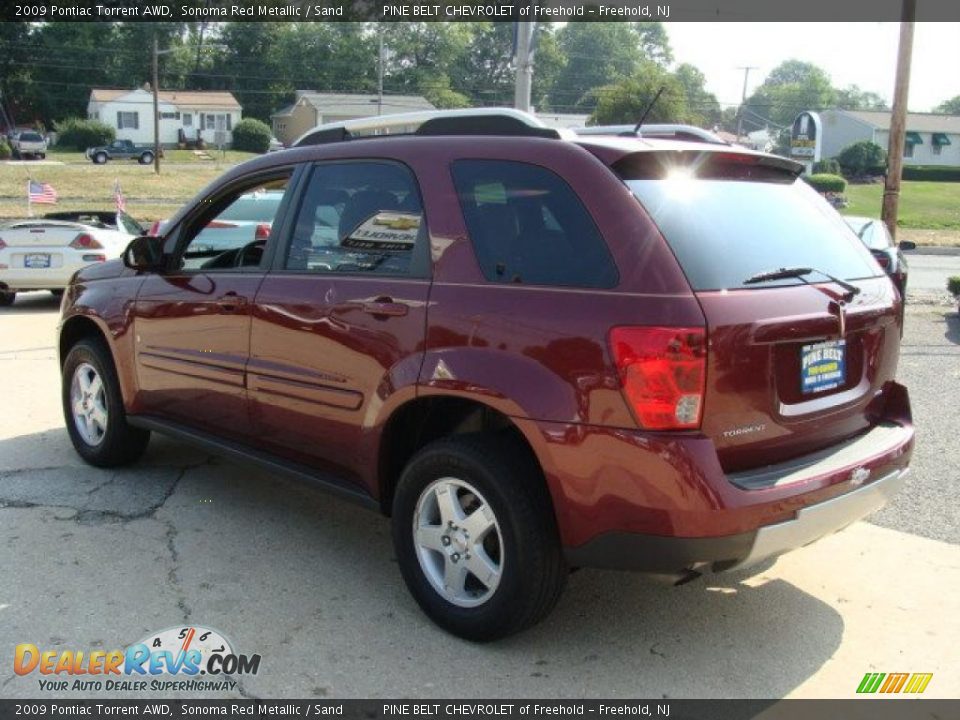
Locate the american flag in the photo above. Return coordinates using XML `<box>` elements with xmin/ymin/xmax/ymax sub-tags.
<box><xmin>27</xmin><ymin>180</ymin><xmax>57</xmax><ymax>205</ymax></box>
<box><xmin>114</xmin><ymin>178</ymin><xmax>126</xmax><ymax>213</ymax></box>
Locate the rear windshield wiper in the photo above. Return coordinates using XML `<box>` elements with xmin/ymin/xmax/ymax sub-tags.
<box><xmin>743</xmin><ymin>266</ymin><xmax>861</xmax><ymax>301</ymax></box>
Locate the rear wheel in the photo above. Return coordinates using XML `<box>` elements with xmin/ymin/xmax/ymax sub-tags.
<box><xmin>392</xmin><ymin>434</ymin><xmax>566</xmax><ymax>641</ymax></box>
<box><xmin>50</xmin><ymin>289</ymin><xmax>64</xmax><ymax>299</ymax></box>
<box><xmin>139</xmin><ymin>152</ymin><xmax>154</xmax><ymax>165</ymax></box>
<box><xmin>62</xmin><ymin>338</ymin><xmax>150</xmax><ymax>467</ymax></box>
<box><xmin>0</xmin><ymin>291</ymin><xmax>15</xmax><ymax>307</ymax></box>
<box><xmin>93</xmin><ymin>152</ymin><xmax>107</xmax><ymax>165</ymax></box>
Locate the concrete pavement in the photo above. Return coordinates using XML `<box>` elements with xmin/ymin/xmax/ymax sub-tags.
<box><xmin>1</xmin><ymin>292</ymin><xmax>958</xmax><ymax>700</ymax></box>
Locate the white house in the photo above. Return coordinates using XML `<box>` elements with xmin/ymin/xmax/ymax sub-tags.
<box><xmin>820</xmin><ymin>109</ymin><xmax>960</xmax><ymax>166</ymax></box>
<box><xmin>87</xmin><ymin>87</ymin><xmax>242</xmax><ymax>147</ymax></box>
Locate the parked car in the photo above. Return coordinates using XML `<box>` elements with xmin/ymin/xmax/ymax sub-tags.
<box><xmin>148</xmin><ymin>189</ymin><xmax>284</xmax><ymax>256</ymax></box>
<box><xmin>85</xmin><ymin>139</ymin><xmax>161</xmax><ymax>165</ymax></box>
<box><xmin>58</xmin><ymin>110</ymin><xmax>913</xmax><ymax>641</ymax></box>
<box><xmin>12</xmin><ymin>131</ymin><xmax>47</xmax><ymax>159</ymax></box>
<box><xmin>842</xmin><ymin>216</ymin><xmax>914</xmax><ymax>299</ymax></box>
<box><xmin>0</xmin><ymin>211</ymin><xmax>140</xmax><ymax>305</ymax></box>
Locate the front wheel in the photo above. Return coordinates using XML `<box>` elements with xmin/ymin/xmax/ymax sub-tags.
<box><xmin>93</xmin><ymin>152</ymin><xmax>107</xmax><ymax>165</ymax></box>
<box><xmin>392</xmin><ymin>434</ymin><xmax>566</xmax><ymax>642</ymax></box>
<box><xmin>62</xmin><ymin>338</ymin><xmax>150</xmax><ymax>467</ymax></box>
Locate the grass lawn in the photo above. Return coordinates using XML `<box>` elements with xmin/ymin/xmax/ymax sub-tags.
<box><xmin>0</xmin><ymin>162</ymin><xmax>236</xmax><ymax>222</ymax></box>
<box><xmin>843</xmin><ymin>181</ymin><xmax>960</xmax><ymax>230</ymax></box>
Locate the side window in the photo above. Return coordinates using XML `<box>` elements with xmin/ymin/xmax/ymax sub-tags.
<box><xmin>451</xmin><ymin>160</ymin><xmax>618</xmax><ymax>288</ymax></box>
<box><xmin>179</xmin><ymin>174</ymin><xmax>291</xmax><ymax>271</ymax></box>
<box><xmin>285</xmin><ymin>161</ymin><xmax>425</xmax><ymax>276</ymax></box>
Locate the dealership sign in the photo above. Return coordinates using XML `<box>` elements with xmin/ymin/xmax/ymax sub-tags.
<box><xmin>790</xmin><ymin>111</ymin><xmax>822</xmax><ymax>161</ymax></box>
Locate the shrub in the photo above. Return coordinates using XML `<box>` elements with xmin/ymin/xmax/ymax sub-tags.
<box><xmin>0</xmin><ymin>138</ymin><xmax>10</xmax><ymax>160</ymax></box>
<box><xmin>902</xmin><ymin>165</ymin><xmax>960</xmax><ymax>182</ymax></box>
<box><xmin>804</xmin><ymin>173</ymin><xmax>847</xmax><ymax>194</ymax></box>
<box><xmin>230</xmin><ymin>118</ymin><xmax>272</xmax><ymax>153</ymax></box>
<box><xmin>837</xmin><ymin>140</ymin><xmax>887</xmax><ymax>177</ymax></box>
<box><xmin>813</xmin><ymin>158</ymin><xmax>841</xmax><ymax>175</ymax></box>
<box><xmin>948</xmin><ymin>276</ymin><xmax>960</xmax><ymax>297</ymax></box>
<box><xmin>54</xmin><ymin>117</ymin><xmax>115</xmax><ymax>150</ymax></box>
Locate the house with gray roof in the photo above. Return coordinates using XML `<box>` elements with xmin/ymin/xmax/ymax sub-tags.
<box><xmin>820</xmin><ymin>109</ymin><xmax>960</xmax><ymax>166</ymax></box>
<box><xmin>271</xmin><ymin>91</ymin><xmax>436</xmax><ymax>146</ymax></box>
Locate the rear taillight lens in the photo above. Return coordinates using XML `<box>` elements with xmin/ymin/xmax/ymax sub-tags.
<box><xmin>871</xmin><ymin>250</ymin><xmax>891</xmax><ymax>270</ymax></box>
<box><xmin>255</xmin><ymin>223</ymin><xmax>271</xmax><ymax>240</ymax></box>
<box><xmin>609</xmin><ymin>326</ymin><xmax>707</xmax><ymax>430</ymax></box>
<box><xmin>70</xmin><ymin>233</ymin><xmax>103</xmax><ymax>250</ymax></box>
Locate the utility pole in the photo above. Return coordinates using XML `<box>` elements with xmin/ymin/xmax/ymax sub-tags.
<box><xmin>377</xmin><ymin>27</ymin><xmax>385</xmax><ymax>116</ymax></box>
<box><xmin>882</xmin><ymin>0</ymin><xmax>916</xmax><ymax>242</ymax></box>
<box><xmin>152</xmin><ymin>36</ymin><xmax>160</xmax><ymax>175</ymax></box>
<box><xmin>514</xmin><ymin>22</ymin><xmax>534</xmax><ymax>113</ymax></box>
<box><xmin>735</xmin><ymin>66</ymin><xmax>758</xmax><ymax>140</ymax></box>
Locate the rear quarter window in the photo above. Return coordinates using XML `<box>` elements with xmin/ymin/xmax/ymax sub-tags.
<box><xmin>451</xmin><ymin>160</ymin><xmax>618</xmax><ymax>289</ymax></box>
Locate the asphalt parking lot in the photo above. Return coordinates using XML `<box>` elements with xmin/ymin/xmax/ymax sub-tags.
<box><xmin>1</xmin><ymin>291</ymin><xmax>958</xmax><ymax>700</ymax></box>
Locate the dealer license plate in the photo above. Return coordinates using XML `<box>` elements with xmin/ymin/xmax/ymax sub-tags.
<box><xmin>801</xmin><ymin>340</ymin><xmax>846</xmax><ymax>394</ymax></box>
<box><xmin>24</xmin><ymin>253</ymin><xmax>51</xmax><ymax>269</ymax></box>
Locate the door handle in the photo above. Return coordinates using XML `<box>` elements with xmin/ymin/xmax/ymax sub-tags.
<box><xmin>361</xmin><ymin>298</ymin><xmax>408</xmax><ymax>318</ymax></box>
<box><xmin>216</xmin><ymin>292</ymin><xmax>248</xmax><ymax>312</ymax></box>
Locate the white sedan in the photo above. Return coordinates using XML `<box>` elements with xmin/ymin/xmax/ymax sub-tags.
<box><xmin>0</xmin><ymin>211</ymin><xmax>141</xmax><ymax>306</ymax></box>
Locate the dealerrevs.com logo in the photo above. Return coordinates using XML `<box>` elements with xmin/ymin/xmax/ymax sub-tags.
<box><xmin>14</xmin><ymin>625</ymin><xmax>261</xmax><ymax>693</ymax></box>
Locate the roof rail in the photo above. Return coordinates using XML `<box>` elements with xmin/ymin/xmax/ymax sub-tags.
<box><xmin>293</xmin><ymin>108</ymin><xmax>564</xmax><ymax>147</ymax></box>
<box><xmin>574</xmin><ymin>124</ymin><xmax>729</xmax><ymax>145</ymax></box>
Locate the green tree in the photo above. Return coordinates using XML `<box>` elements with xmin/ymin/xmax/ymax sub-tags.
<box><xmin>742</xmin><ymin>60</ymin><xmax>837</xmax><ymax>131</ymax></box>
<box><xmin>382</xmin><ymin>22</ymin><xmax>472</xmax><ymax>108</ymax></box>
<box><xmin>590</xmin><ymin>62</ymin><xmax>690</xmax><ymax>125</ymax></box>
<box><xmin>934</xmin><ymin>95</ymin><xmax>960</xmax><ymax>114</ymax></box>
<box><xmin>674</xmin><ymin>63</ymin><xmax>721</xmax><ymax>127</ymax></box>
<box><xmin>836</xmin><ymin>85</ymin><xmax>888</xmax><ymax>110</ymax></box>
<box><xmin>552</xmin><ymin>22</ymin><xmax>671</xmax><ymax>111</ymax></box>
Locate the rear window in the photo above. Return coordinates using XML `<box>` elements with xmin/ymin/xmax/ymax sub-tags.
<box><xmin>624</xmin><ymin>172</ymin><xmax>881</xmax><ymax>291</ymax></box>
<box><xmin>20</xmin><ymin>132</ymin><xmax>43</xmax><ymax>142</ymax></box>
<box><xmin>219</xmin><ymin>192</ymin><xmax>284</xmax><ymax>222</ymax></box>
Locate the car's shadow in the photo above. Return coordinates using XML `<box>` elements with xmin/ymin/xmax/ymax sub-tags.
<box><xmin>1</xmin><ymin>291</ymin><xmax>62</xmax><ymax>314</ymax></box>
<box><xmin>0</xmin><ymin>429</ymin><xmax>842</xmax><ymax>700</ymax></box>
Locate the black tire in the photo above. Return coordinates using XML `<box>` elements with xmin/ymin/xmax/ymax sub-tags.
<box><xmin>392</xmin><ymin>433</ymin><xmax>567</xmax><ymax>642</ymax></box>
<box><xmin>139</xmin><ymin>152</ymin><xmax>154</xmax><ymax>165</ymax></box>
<box><xmin>0</xmin><ymin>291</ymin><xmax>15</xmax><ymax>307</ymax></box>
<box><xmin>93</xmin><ymin>152</ymin><xmax>107</xmax><ymax>165</ymax></box>
<box><xmin>50</xmin><ymin>289</ymin><xmax>64</xmax><ymax>298</ymax></box>
<box><xmin>62</xmin><ymin>338</ymin><xmax>150</xmax><ymax>467</ymax></box>
<box><xmin>39</xmin><ymin>153</ymin><xmax>45</xmax><ymax>159</ymax></box>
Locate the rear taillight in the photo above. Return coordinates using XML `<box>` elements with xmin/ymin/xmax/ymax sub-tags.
<box><xmin>205</xmin><ymin>220</ymin><xmax>237</xmax><ymax>229</ymax></box>
<box><xmin>70</xmin><ymin>233</ymin><xmax>103</xmax><ymax>250</ymax></box>
<box><xmin>609</xmin><ymin>326</ymin><xmax>707</xmax><ymax>430</ymax></box>
<box><xmin>0</xmin><ymin>237</ymin><xmax>5</xmax><ymax>250</ymax></box>
<box><xmin>871</xmin><ymin>251</ymin><xmax>892</xmax><ymax>270</ymax></box>
<box><xmin>255</xmin><ymin>223</ymin><xmax>271</xmax><ymax>240</ymax></box>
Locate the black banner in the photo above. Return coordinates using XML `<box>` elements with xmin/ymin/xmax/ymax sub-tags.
<box><xmin>4</xmin><ymin>0</ymin><xmax>960</xmax><ymax>23</ymax></box>
<box><xmin>2</xmin><ymin>700</ymin><xmax>960</xmax><ymax>720</ymax></box>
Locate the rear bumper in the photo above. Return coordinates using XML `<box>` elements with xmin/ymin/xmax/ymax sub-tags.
<box><xmin>517</xmin><ymin>381</ymin><xmax>914</xmax><ymax>576</ymax></box>
<box><xmin>564</xmin><ymin>467</ymin><xmax>908</xmax><ymax>576</ymax></box>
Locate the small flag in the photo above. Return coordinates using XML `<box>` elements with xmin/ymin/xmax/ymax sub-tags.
<box><xmin>28</xmin><ymin>180</ymin><xmax>58</xmax><ymax>205</ymax></box>
<box><xmin>114</xmin><ymin>178</ymin><xmax>126</xmax><ymax>213</ymax></box>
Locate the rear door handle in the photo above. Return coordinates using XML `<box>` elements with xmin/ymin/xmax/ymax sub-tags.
<box><xmin>361</xmin><ymin>299</ymin><xmax>408</xmax><ymax>317</ymax></box>
<box><xmin>216</xmin><ymin>292</ymin><xmax>248</xmax><ymax>312</ymax></box>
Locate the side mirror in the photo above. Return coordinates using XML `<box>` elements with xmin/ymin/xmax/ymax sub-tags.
<box><xmin>899</xmin><ymin>240</ymin><xmax>916</xmax><ymax>251</ymax></box>
<box><xmin>123</xmin><ymin>235</ymin><xmax>163</xmax><ymax>271</ymax></box>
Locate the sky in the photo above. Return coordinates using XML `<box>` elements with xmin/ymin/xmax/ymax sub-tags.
<box><xmin>665</xmin><ymin>22</ymin><xmax>960</xmax><ymax>113</ymax></box>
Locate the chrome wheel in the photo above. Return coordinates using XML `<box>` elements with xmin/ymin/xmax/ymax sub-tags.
<box><xmin>70</xmin><ymin>362</ymin><xmax>107</xmax><ymax>447</ymax></box>
<box><xmin>413</xmin><ymin>477</ymin><xmax>503</xmax><ymax>608</ymax></box>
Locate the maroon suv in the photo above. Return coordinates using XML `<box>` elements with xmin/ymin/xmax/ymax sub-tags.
<box><xmin>58</xmin><ymin>110</ymin><xmax>913</xmax><ymax>641</ymax></box>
